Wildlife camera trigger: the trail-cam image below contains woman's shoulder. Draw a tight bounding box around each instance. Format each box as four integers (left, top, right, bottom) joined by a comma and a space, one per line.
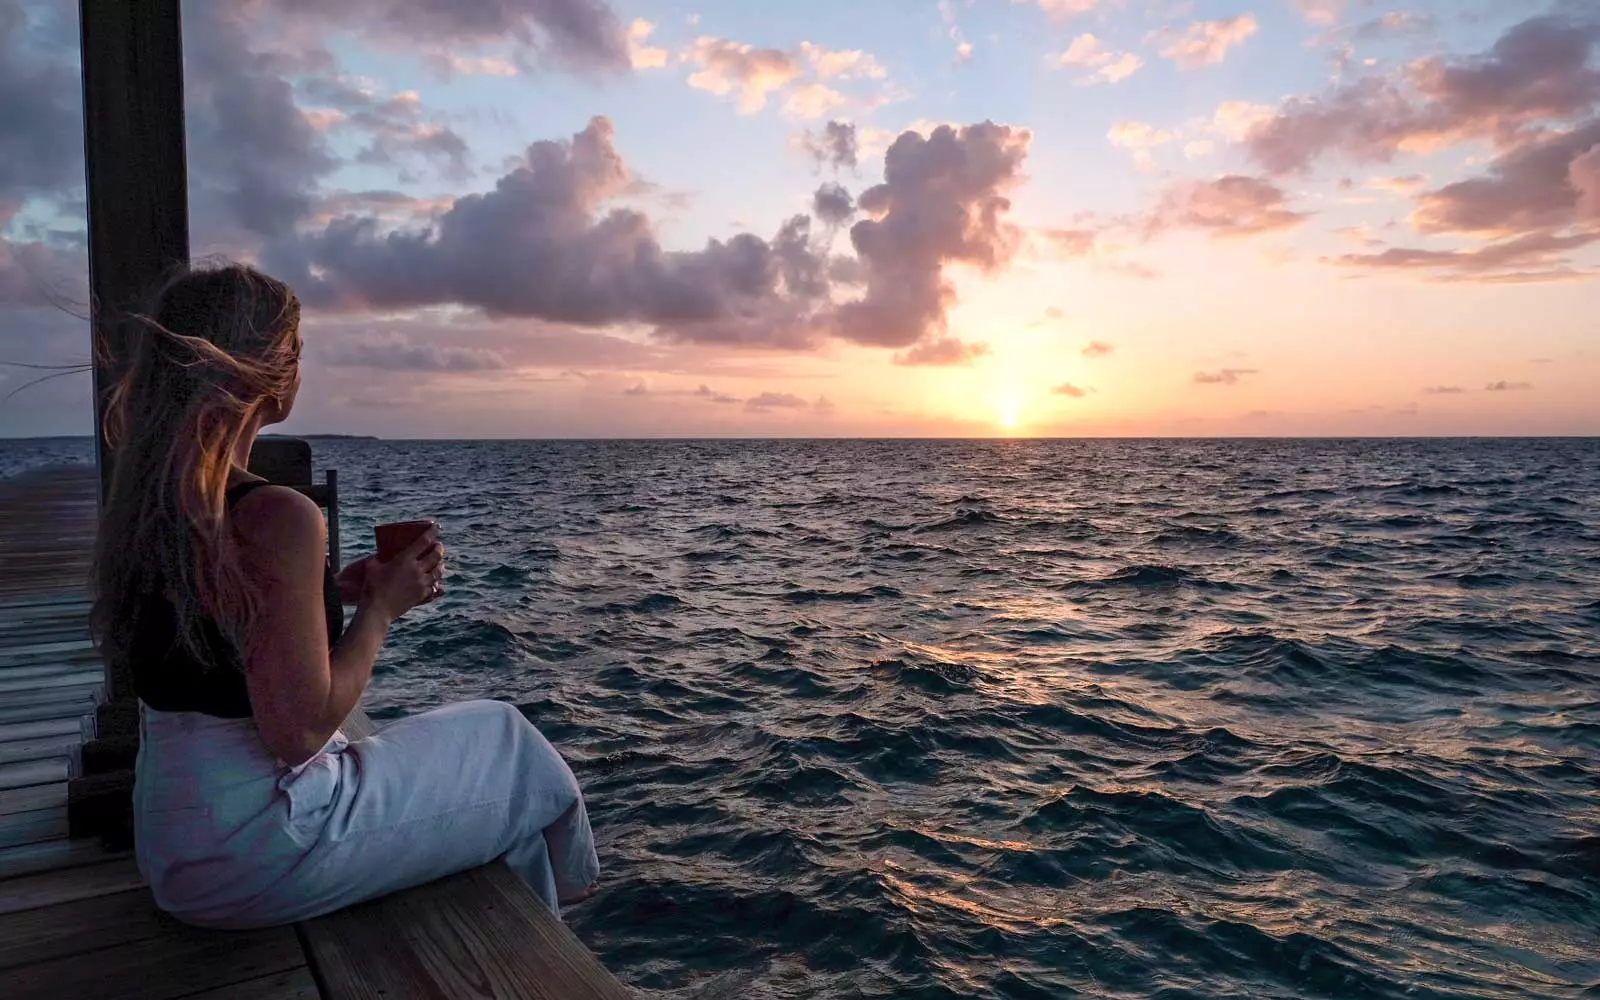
230, 482, 325, 553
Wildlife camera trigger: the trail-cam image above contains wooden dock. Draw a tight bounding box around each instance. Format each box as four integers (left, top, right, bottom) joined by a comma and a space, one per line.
0, 466, 634, 999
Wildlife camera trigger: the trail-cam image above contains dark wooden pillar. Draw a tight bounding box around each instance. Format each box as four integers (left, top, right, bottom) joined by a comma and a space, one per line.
72, 0, 190, 843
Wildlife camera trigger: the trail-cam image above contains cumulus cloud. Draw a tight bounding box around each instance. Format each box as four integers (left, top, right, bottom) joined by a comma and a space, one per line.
626, 19, 669, 70
893, 337, 991, 366
1486, 380, 1534, 391
836, 121, 1031, 350
684, 37, 802, 113
292, 117, 832, 346
1052, 382, 1090, 397
683, 36, 891, 118
797, 120, 860, 171
745, 391, 810, 411
1247, 13, 1600, 176
1147, 176, 1310, 238
1194, 368, 1257, 384
1055, 34, 1144, 85
1082, 340, 1114, 357
1109, 121, 1175, 171
1157, 15, 1259, 71
812, 182, 856, 226
290, 117, 1029, 363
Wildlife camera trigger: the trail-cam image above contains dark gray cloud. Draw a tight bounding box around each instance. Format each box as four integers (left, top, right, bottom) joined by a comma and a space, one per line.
837, 122, 1031, 349
321, 331, 509, 371
1486, 380, 1534, 391
1247, 13, 1600, 176
266, 0, 629, 73
745, 391, 810, 411
0, 5, 81, 210
1194, 368, 1257, 384
295, 117, 1033, 361
1146, 176, 1309, 238
893, 337, 990, 367
185, 4, 338, 245
295, 118, 833, 346
799, 120, 859, 171
812, 182, 855, 226
1413, 118, 1600, 236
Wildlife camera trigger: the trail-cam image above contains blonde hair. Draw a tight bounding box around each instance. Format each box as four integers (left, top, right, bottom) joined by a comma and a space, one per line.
91, 261, 302, 670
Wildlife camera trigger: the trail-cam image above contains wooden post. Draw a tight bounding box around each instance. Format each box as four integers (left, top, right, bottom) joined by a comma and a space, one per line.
73, 0, 190, 842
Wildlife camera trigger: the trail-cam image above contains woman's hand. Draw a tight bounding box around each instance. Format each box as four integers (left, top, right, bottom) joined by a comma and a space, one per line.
335, 554, 375, 606
360, 529, 447, 623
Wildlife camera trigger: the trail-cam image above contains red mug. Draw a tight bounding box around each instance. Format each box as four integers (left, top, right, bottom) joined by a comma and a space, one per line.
375, 520, 438, 562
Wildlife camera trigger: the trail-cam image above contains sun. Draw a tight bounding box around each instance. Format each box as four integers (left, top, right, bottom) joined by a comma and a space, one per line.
992, 388, 1026, 432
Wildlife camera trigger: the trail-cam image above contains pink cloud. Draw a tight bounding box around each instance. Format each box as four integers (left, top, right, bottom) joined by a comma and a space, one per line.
1157, 15, 1259, 71
1194, 368, 1258, 385
1081, 340, 1114, 358
1055, 34, 1145, 85
1053, 382, 1091, 397
1326, 230, 1599, 282
893, 337, 991, 367
1147, 176, 1311, 238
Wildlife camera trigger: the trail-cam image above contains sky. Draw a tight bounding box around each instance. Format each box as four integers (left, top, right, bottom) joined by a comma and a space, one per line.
1, 0, 1597, 438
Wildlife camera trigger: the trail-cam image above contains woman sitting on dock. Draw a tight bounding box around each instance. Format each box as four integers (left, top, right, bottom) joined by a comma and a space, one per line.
88, 262, 600, 928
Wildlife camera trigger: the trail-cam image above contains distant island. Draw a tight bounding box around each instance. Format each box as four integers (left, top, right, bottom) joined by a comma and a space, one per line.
261, 433, 380, 441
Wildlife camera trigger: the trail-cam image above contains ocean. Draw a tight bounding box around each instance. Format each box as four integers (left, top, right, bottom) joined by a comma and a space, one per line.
4, 437, 1597, 998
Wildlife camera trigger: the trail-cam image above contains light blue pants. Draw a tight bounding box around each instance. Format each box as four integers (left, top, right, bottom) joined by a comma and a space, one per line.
133, 699, 600, 929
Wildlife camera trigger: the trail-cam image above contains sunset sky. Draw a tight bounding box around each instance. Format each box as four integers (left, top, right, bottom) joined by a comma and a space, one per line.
1, 0, 1597, 438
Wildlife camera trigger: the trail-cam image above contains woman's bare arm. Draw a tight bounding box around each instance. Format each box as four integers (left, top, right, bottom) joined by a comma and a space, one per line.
235, 486, 442, 765
234, 486, 378, 765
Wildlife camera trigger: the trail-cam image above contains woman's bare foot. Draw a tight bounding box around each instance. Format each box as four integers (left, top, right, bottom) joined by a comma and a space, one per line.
559, 880, 599, 906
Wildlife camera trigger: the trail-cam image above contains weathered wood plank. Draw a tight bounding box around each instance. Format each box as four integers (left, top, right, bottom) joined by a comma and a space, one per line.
0, 734, 81, 767
0, 672, 102, 694
0, 806, 68, 848
0, 839, 127, 881
0, 662, 102, 682
0, 718, 83, 743
302, 863, 634, 1000
0, 887, 175, 969
0, 781, 67, 815
184, 966, 322, 1000
0, 920, 307, 1000
2, 686, 102, 712
0, 638, 97, 662
0, 856, 144, 916
0, 697, 97, 727
0, 758, 70, 791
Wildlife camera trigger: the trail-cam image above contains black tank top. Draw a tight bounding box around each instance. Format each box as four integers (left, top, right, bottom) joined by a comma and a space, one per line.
131, 480, 347, 718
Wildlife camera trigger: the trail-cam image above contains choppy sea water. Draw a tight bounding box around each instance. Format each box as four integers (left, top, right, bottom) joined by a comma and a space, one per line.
5, 437, 1598, 998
